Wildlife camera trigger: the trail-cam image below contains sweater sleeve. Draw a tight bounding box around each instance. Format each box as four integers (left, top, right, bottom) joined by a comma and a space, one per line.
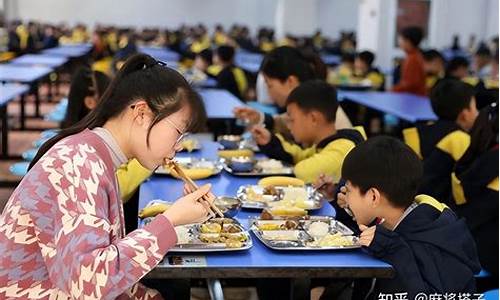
33, 145, 177, 300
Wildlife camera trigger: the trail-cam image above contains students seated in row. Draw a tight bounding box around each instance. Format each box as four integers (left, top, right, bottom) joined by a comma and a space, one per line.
473, 44, 493, 79
452, 102, 499, 282
392, 26, 427, 96
423, 49, 445, 89
234, 46, 352, 142
251, 80, 365, 184
353, 50, 385, 90
214, 45, 248, 100
403, 78, 478, 204
328, 136, 480, 297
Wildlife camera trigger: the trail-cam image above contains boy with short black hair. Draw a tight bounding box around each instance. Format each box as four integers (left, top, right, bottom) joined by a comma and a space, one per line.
403, 78, 478, 203
354, 50, 385, 90
214, 45, 248, 99
252, 80, 365, 184
336, 136, 480, 298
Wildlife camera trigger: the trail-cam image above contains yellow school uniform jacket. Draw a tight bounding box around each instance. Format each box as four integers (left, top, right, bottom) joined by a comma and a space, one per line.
259, 127, 366, 183
403, 120, 470, 204
116, 159, 152, 202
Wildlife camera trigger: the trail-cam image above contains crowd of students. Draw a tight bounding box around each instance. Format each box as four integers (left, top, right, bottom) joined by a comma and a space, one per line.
0, 21, 498, 299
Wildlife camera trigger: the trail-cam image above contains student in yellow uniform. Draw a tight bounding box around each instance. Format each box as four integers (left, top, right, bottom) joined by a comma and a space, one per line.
214, 45, 248, 99
423, 49, 445, 89
327, 52, 355, 85
403, 78, 478, 204
353, 50, 385, 90
451, 102, 498, 282
252, 80, 365, 184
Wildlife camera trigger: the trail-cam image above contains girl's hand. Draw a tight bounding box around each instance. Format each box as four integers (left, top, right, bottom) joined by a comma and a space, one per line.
163, 184, 215, 226
233, 107, 261, 124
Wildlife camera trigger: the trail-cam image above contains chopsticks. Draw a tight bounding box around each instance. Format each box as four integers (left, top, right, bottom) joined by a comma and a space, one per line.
167, 160, 225, 218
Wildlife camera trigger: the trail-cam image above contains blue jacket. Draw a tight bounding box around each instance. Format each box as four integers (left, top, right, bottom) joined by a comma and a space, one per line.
336, 195, 481, 298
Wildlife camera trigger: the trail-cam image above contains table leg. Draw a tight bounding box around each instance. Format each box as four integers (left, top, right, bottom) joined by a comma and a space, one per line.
20, 94, 26, 130
207, 279, 225, 300
1, 105, 8, 159
33, 82, 41, 118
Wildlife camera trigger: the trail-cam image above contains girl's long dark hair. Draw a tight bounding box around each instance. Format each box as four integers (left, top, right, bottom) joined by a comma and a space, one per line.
61, 66, 110, 129
29, 53, 206, 169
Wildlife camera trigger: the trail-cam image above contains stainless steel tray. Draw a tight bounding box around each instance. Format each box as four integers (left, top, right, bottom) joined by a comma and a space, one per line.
237, 185, 324, 210
155, 157, 223, 176
223, 160, 294, 177
171, 218, 253, 252
250, 217, 360, 251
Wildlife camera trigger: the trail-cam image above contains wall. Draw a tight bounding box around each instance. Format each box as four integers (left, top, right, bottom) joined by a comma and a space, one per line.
317, 0, 359, 39
5, 0, 278, 34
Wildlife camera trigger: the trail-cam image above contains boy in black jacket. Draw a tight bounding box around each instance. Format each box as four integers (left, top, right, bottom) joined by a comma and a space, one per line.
330, 136, 481, 298
403, 78, 478, 205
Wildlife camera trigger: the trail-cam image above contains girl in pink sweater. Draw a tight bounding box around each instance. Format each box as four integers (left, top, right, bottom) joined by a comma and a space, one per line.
0, 54, 213, 299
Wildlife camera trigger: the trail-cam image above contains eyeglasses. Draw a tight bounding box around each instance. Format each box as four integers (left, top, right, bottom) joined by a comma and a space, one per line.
165, 117, 186, 146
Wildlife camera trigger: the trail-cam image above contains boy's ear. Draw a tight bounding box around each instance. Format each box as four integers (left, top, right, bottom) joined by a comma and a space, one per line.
369, 187, 382, 208
286, 75, 300, 88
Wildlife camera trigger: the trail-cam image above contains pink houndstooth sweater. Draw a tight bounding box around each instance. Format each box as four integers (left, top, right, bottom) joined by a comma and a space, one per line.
0, 129, 177, 299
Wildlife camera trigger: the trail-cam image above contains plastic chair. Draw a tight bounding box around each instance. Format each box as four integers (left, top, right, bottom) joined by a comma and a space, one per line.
9, 162, 30, 177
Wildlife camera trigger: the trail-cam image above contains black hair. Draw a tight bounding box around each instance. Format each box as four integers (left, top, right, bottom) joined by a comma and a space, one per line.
286, 80, 338, 123
430, 78, 475, 121
423, 49, 445, 63
445, 56, 470, 77
400, 26, 424, 48
341, 52, 355, 64
456, 102, 498, 171
61, 66, 110, 129
260, 46, 323, 82
476, 43, 491, 57
342, 136, 423, 208
216, 45, 235, 63
197, 49, 213, 65
356, 51, 375, 67
30, 54, 206, 169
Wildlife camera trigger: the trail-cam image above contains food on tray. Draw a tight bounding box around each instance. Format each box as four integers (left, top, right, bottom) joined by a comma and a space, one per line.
200, 223, 222, 234
256, 220, 299, 231
261, 230, 301, 241
307, 233, 355, 247
209, 218, 235, 225
245, 186, 277, 203
221, 223, 242, 233
138, 203, 171, 218
256, 159, 285, 172
260, 206, 308, 219
170, 167, 213, 180
175, 226, 193, 244
199, 232, 248, 243
258, 176, 305, 188
225, 240, 243, 248
307, 221, 330, 238
218, 149, 254, 159
180, 139, 198, 152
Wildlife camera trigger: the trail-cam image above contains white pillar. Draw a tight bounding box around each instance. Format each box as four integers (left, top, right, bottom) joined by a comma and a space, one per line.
356, 0, 398, 70
274, 0, 318, 41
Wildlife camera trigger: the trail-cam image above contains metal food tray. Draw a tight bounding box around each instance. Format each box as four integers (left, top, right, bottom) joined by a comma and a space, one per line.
155, 157, 223, 176
172, 218, 253, 253
223, 160, 294, 177
237, 185, 324, 210
250, 217, 360, 251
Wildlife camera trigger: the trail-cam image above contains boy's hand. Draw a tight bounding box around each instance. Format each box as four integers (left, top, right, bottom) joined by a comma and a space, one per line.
358, 224, 376, 247
336, 186, 348, 208
233, 107, 261, 124
251, 126, 272, 145
315, 174, 336, 199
